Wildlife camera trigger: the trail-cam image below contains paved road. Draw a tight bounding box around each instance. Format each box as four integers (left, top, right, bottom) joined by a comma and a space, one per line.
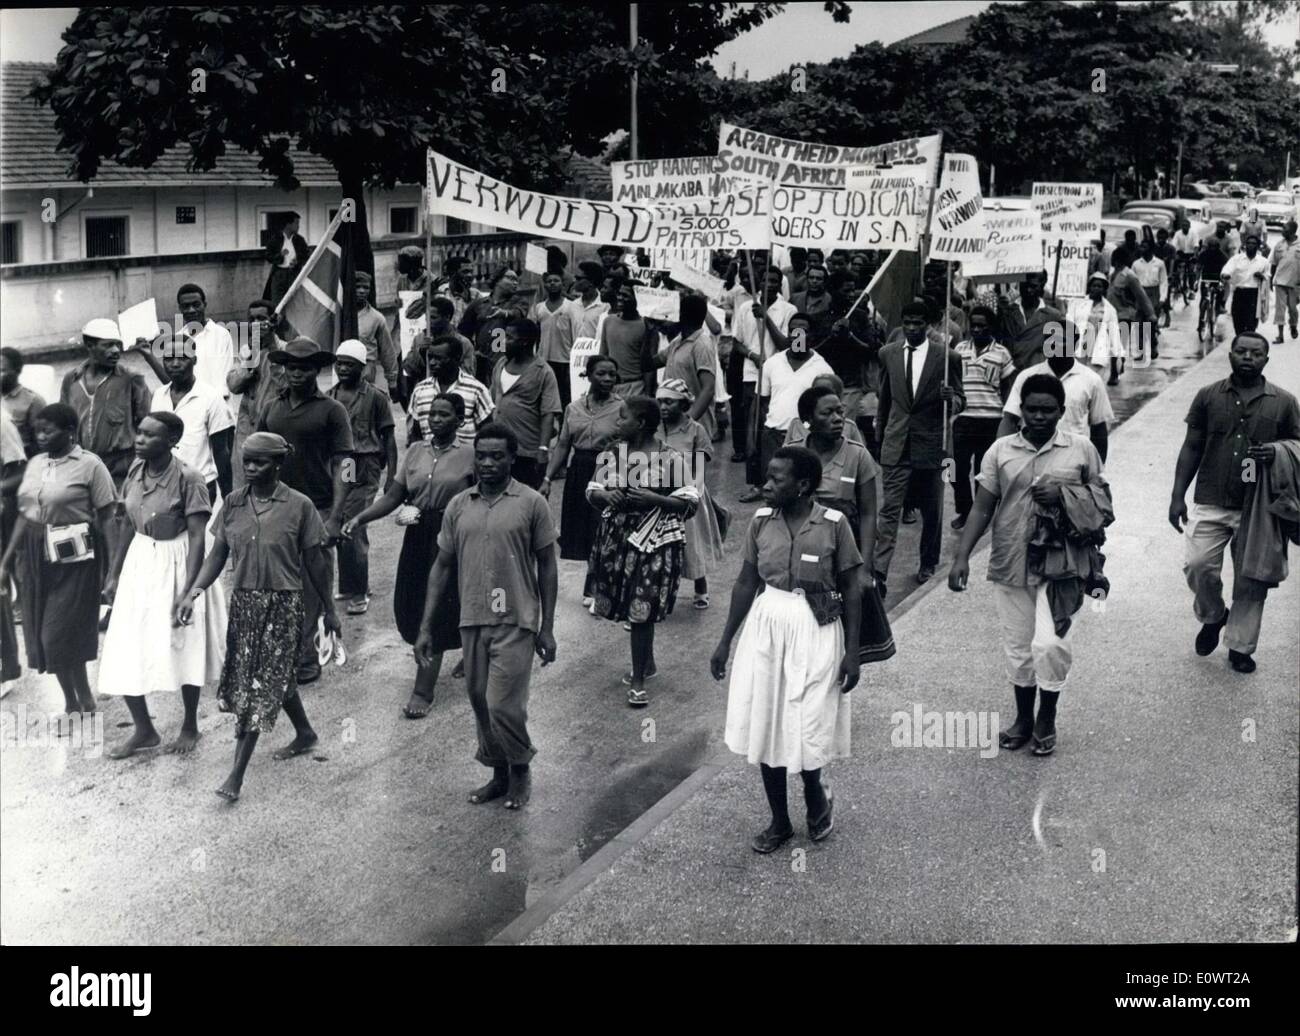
0, 291, 1282, 944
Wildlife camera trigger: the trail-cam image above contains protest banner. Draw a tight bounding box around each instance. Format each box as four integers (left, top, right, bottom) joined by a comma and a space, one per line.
569, 336, 600, 402
928, 154, 985, 260
1044, 240, 1091, 300
768, 167, 926, 250
396, 291, 427, 358
962, 200, 1043, 280
524, 242, 548, 275
633, 285, 681, 322
717, 121, 943, 188
611, 156, 762, 204
427, 149, 771, 251
1031, 182, 1103, 242
668, 260, 726, 300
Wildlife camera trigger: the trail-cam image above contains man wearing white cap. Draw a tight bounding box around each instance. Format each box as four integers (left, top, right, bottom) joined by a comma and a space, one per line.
328, 340, 396, 615
60, 318, 152, 487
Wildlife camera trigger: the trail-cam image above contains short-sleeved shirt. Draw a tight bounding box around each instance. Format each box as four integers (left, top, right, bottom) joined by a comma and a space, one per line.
660, 419, 712, 487
150, 380, 235, 483
1221, 252, 1270, 290
760, 351, 833, 429
1004, 360, 1114, 440
742, 502, 862, 594
394, 440, 476, 512
437, 479, 558, 633
214, 482, 327, 591
328, 379, 395, 456
121, 456, 211, 540
563, 297, 610, 341
976, 428, 1105, 587
1185, 376, 1300, 510
559, 394, 622, 453
809, 438, 878, 526
356, 304, 399, 389
16, 445, 117, 525
0, 411, 23, 467
599, 315, 651, 383
191, 320, 237, 400
409, 372, 494, 446
954, 340, 1017, 421
489, 356, 562, 459
2, 384, 46, 457
61, 361, 152, 467
533, 298, 577, 364
257, 389, 354, 510
661, 328, 719, 433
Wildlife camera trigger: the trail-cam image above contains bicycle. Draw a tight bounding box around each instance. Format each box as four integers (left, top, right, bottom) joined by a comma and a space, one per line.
1198, 280, 1224, 340
1173, 253, 1199, 307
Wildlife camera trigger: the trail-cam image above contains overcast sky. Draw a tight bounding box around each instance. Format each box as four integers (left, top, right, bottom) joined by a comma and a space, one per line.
2, 3, 1295, 77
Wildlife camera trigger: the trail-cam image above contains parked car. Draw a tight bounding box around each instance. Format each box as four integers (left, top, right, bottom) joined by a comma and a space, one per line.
1204, 193, 1244, 223
1119, 201, 1183, 229
1172, 197, 1212, 223
1100, 217, 1154, 258
1226, 181, 1254, 199
1251, 190, 1298, 228
1180, 182, 1216, 200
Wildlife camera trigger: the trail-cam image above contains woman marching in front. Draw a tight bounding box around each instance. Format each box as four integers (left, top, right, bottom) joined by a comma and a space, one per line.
0, 403, 117, 716
99, 412, 227, 757
797, 385, 895, 664
174, 432, 340, 801
541, 354, 622, 608
710, 446, 862, 853
343, 393, 475, 719
587, 396, 698, 707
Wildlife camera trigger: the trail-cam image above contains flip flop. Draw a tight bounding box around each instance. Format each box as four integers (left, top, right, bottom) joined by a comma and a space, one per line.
1030, 732, 1057, 756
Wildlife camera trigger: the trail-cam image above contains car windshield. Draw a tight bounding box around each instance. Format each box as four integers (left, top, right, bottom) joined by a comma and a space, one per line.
1257, 193, 1289, 205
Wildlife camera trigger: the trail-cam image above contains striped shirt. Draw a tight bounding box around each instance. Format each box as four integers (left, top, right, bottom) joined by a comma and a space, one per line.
953, 340, 1017, 420
408, 371, 494, 446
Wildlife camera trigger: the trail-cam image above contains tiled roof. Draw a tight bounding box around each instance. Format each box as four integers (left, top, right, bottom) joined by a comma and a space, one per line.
1, 61, 341, 188
563, 149, 612, 200
892, 15, 976, 47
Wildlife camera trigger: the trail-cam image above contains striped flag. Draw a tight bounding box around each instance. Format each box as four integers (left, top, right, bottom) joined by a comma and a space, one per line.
274, 209, 355, 349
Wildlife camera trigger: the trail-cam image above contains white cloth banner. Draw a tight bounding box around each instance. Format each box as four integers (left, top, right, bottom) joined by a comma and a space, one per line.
766, 166, 928, 250
962, 201, 1044, 279
717, 121, 943, 188
1031, 182, 1103, 243
928, 153, 986, 261
611, 156, 763, 204
634, 286, 681, 321
427, 149, 771, 250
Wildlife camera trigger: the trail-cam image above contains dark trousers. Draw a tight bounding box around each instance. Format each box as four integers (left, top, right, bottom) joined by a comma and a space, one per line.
511, 455, 545, 490
549, 361, 572, 412
951, 416, 1001, 518
858, 415, 880, 462
874, 465, 944, 578
758, 426, 785, 487
337, 454, 383, 597
731, 381, 756, 454
1231, 288, 1260, 335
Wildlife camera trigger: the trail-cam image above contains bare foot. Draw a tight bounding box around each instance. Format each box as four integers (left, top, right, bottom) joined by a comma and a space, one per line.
468, 777, 508, 804
504, 769, 531, 810
108, 729, 161, 759
165, 729, 201, 755
272, 731, 319, 761
77, 693, 97, 714
215, 777, 241, 802
403, 695, 432, 719
452, 659, 465, 679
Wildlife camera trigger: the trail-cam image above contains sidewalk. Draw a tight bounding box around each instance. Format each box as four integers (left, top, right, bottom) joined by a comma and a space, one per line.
509, 337, 1300, 945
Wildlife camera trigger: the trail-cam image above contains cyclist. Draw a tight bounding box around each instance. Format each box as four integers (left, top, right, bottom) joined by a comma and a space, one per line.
1154, 227, 1178, 326
1171, 219, 1201, 302
1198, 237, 1229, 338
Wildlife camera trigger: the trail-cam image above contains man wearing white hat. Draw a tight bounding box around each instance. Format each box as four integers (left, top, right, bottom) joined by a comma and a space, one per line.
328, 339, 396, 615
60, 318, 152, 488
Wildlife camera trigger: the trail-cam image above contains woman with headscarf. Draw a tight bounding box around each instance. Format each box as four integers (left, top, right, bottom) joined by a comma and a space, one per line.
586, 396, 699, 707
710, 446, 862, 853
174, 432, 340, 802
342, 393, 475, 719
99, 412, 228, 757
796, 385, 894, 664
0, 403, 117, 715
656, 378, 725, 609
541, 353, 622, 608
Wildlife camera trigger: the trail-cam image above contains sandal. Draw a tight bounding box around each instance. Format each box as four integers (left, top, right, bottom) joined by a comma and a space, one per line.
693, 594, 710, 610
1030, 732, 1057, 756
346, 595, 370, 616
621, 669, 657, 684
626, 686, 650, 708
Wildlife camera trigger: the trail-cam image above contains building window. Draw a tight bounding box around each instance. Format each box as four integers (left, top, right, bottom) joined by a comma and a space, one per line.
260, 210, 300, 249
85, 216, 129, 258
389, 206, 418, 235
175, 206, 197, 225
445, 216, 470, 236
0, 221, 19, 264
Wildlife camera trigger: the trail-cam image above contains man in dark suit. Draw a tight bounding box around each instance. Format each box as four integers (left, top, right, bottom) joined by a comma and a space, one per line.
874, 301, 965, 596
263, 212, 310, 310
996, 271, 1065, 371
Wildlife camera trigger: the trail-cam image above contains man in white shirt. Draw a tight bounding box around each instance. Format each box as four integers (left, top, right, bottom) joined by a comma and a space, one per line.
150, 337, 235, 500
732, 265, 797, 500
759, 313, 832, 475
1220, 233, 1271, 334
177, 283, 236, 400
1000, 350, 1113, 462
1131, 239, 1169, 319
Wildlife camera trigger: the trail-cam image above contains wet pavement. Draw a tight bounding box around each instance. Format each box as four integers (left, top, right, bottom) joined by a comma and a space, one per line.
0, 281, 1281, 944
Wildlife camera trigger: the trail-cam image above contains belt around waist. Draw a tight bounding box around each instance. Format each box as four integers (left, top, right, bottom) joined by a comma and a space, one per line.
763, 583, 808, 599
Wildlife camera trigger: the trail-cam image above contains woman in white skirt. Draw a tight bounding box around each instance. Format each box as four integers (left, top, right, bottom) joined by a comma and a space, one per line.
100, 412, 226, 757
710, 445, 862, 853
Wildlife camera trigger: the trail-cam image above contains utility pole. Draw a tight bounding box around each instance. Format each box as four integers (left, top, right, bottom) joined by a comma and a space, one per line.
630, 3, 639, 161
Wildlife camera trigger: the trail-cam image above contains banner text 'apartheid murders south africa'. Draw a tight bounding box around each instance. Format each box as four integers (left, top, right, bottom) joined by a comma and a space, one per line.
717, 122, 943, 189
427, 149, 771, 251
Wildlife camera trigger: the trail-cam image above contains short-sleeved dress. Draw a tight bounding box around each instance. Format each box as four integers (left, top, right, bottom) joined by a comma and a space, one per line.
555, 393, 622, 562
724, 503, 862, 770
587, 444, 700, 624
99, 457, 228, 696
390, 440, 476, 650
660, 418, 725, 580
213, 483, 327, 732
14, 446, 117, 672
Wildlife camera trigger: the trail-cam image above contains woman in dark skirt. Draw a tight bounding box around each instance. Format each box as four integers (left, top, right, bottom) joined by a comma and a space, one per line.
0, 412, 25, 685
797, 385, 895, 664
542, 354, 622, 606
0, 404, 117, 714
586, 396, 699, 708
174, 432, 339, 802
343, 393, 475, 718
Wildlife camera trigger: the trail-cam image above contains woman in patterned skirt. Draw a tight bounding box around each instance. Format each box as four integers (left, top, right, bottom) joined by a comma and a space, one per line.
343, 393, 475, 719
656, 379, 724, 608
586, 396, 699, 707
174, 432, 340, 802
797, 385, 895, 664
